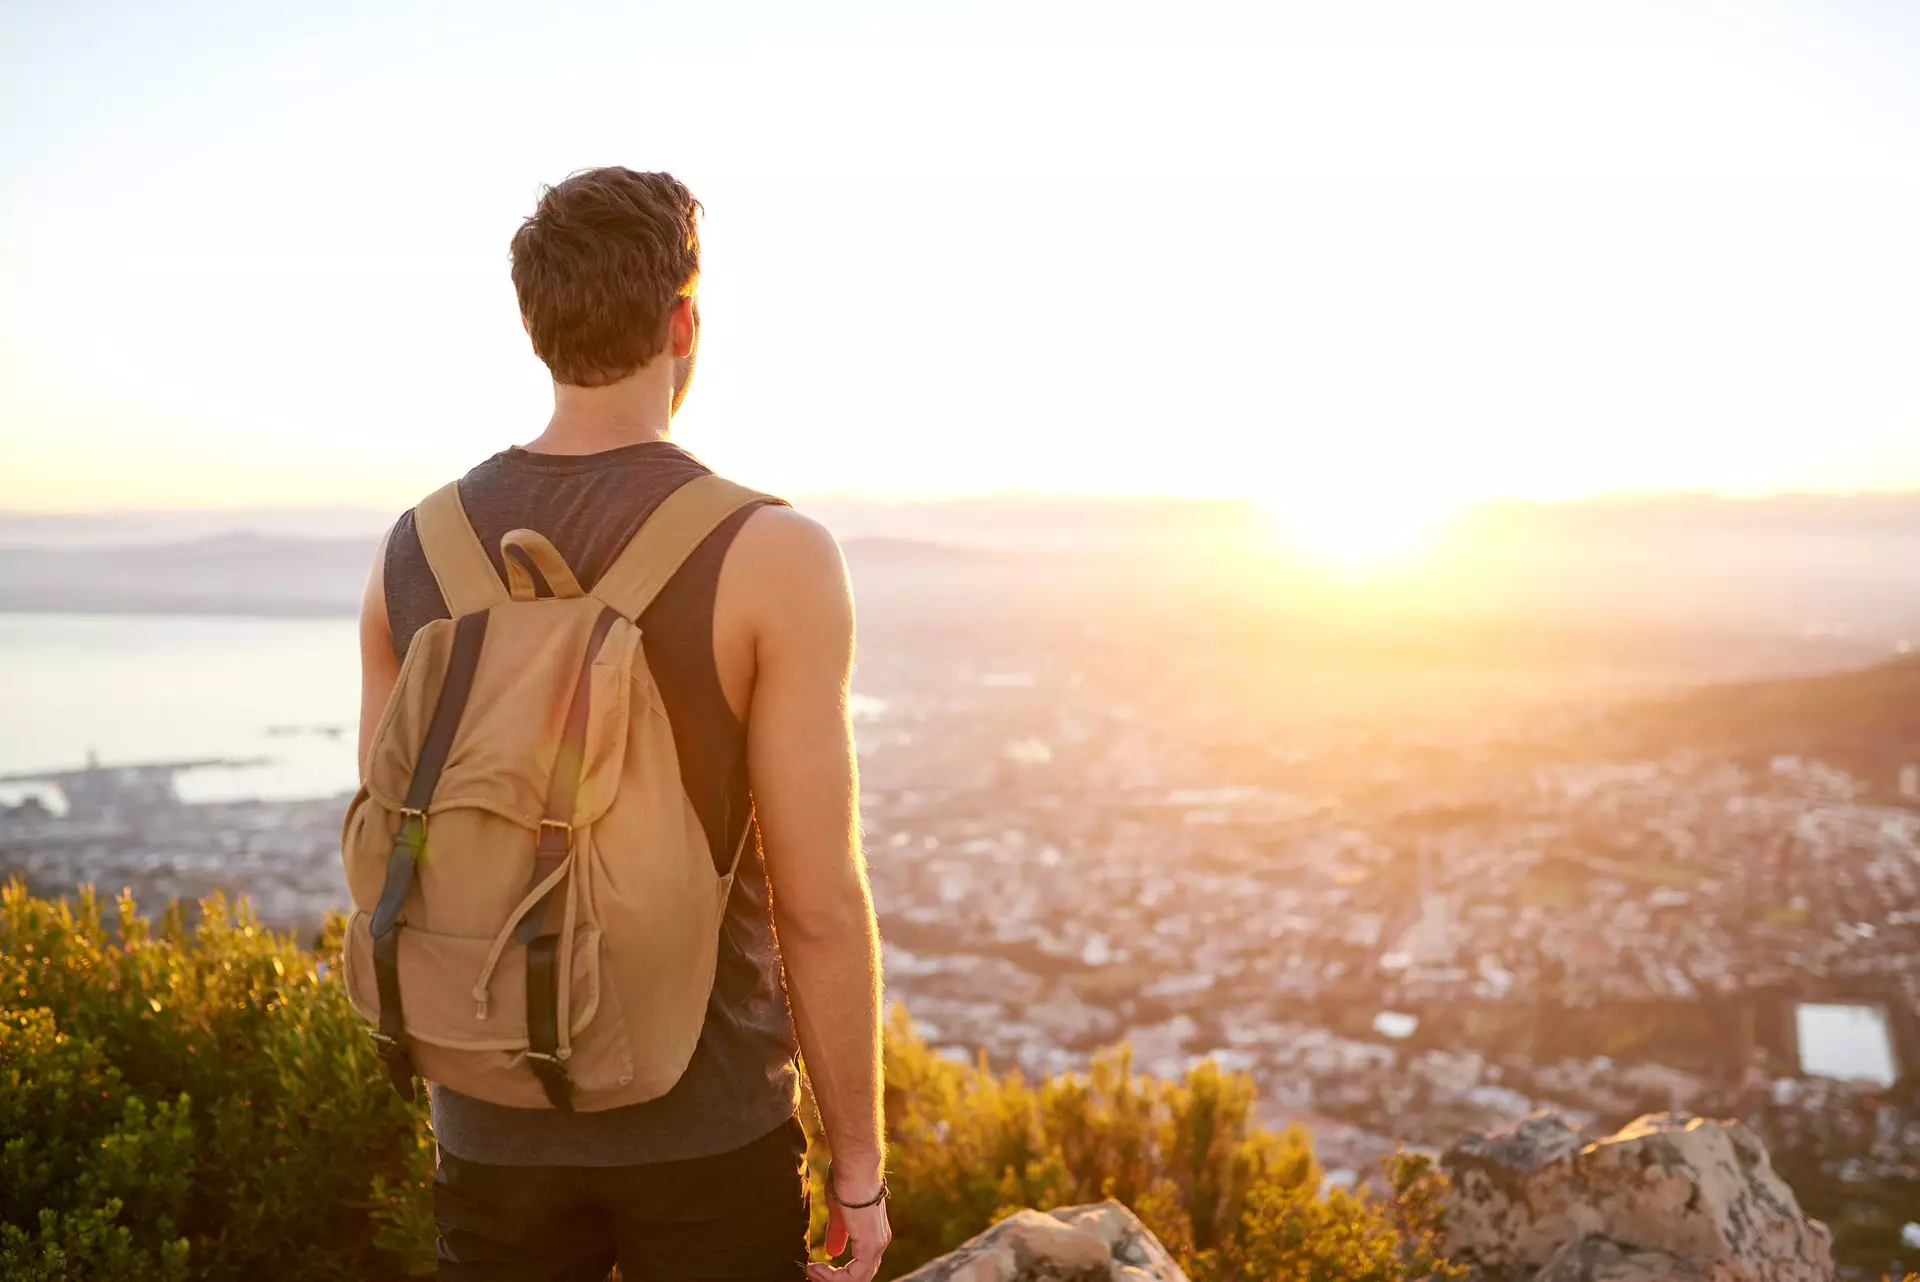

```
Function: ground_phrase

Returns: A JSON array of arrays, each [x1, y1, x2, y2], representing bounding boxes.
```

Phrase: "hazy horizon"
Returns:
[[16, 479, 1920, 512], [14, 479, 1920, 529]]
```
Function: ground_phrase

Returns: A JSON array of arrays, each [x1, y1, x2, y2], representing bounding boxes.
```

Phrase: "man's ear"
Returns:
[[669, 296, 697, 358]]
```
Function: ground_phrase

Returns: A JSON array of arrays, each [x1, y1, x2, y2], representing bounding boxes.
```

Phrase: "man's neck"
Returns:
[[522, 367, 674, 456]]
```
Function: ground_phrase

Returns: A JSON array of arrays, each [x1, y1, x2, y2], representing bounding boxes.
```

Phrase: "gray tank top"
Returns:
[[383, 440, 799, 1166]]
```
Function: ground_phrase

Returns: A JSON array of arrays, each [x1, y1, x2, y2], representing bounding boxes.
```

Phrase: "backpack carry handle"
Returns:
[[500, 530, 585, 601]]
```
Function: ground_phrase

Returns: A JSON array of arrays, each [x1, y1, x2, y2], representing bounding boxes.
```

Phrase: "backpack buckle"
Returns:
[[396, 807, 428, 852], [525, 1048, 574, 1111], [369, 1030, 417, 1101]]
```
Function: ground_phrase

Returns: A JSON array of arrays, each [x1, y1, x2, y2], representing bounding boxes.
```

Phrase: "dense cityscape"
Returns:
[[3, 552, 1917, 1271]]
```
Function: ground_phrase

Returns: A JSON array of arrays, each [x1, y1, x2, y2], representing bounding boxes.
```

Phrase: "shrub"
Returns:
[[0, 883, 430, 1280], [2, 883, 1458, 1281], [836, 1012, 1460, 1281]]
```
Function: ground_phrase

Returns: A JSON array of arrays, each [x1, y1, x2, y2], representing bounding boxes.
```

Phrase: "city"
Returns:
[[3, 546, 1917, 1269]]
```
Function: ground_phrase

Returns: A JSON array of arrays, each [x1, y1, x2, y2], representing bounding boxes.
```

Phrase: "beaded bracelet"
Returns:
[[826, 1160, 890, 1209]]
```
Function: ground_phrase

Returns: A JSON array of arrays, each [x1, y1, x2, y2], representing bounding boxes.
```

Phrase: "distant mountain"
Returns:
[[1461, 490, 1920, 538], [0, 534, 371, 616], [5, 490, 1920, 640], [0, 531, 983, 617], [14, 489, 1920, 558], [1600, 655, 1920, 796], [0, 508, 395, 548], [839, 535, 987, 563]]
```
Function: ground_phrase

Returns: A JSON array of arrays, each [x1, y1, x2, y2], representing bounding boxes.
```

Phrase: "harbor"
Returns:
[[0, 753, 351, 935]]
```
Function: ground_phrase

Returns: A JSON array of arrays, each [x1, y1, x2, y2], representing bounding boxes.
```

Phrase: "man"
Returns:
[[355, 167, 889, 1282]]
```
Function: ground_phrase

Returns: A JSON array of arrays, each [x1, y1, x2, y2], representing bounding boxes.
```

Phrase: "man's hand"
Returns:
[[809, 1167, 891, 1282]]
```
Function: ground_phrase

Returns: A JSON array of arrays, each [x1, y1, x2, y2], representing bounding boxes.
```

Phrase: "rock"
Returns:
[[1535, 1236, 1714, 1281], [1453, 1110, 1597, 1173], [1445, 1114, 1607, 1272], [1049, 1202, 1188, 1282], [896, 1201, 1189, 1282], [1443, 1111, 1835, 1282]]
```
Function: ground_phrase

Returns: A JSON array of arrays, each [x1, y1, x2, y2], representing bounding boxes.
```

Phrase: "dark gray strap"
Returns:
[[525, 937, 570, 1110], [370, 610, 489, 1101]]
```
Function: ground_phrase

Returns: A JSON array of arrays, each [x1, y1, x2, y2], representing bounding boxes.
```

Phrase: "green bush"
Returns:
[[0, 883, 430, 1280], [846, 1012, 1459, 1281], [2, 882, 1457, 1281]]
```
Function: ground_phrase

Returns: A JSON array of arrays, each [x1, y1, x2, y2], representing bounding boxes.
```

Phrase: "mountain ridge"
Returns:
[[1597, 655, 1920, 797]]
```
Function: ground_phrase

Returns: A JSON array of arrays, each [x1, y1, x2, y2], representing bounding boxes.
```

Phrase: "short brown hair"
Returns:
[[509, 168, 702, 387]]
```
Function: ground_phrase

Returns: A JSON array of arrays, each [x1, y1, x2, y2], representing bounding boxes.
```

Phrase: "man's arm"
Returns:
[[357, 528, 400, 772], [734, 508, 888, 1281]]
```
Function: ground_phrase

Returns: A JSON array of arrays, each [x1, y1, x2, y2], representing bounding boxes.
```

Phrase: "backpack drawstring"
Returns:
[[471, 853, 573, 1019]]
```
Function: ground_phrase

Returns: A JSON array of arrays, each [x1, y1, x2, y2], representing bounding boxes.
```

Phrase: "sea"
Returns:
[[0, 613, 362, 805]]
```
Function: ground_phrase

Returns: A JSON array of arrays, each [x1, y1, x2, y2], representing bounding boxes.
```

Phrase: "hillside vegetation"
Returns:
[[1599, 654, 1920, 797], [0, 882, 1456, 1281]]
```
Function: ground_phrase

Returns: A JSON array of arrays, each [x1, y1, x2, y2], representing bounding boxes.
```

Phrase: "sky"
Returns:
[[2, 0, 1918, 521]]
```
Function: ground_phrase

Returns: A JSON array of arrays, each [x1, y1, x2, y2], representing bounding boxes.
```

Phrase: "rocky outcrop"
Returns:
[[895, 1201, 1187, 1282], [1443, 1111, 1835, 1282], [897, 1113, 1830, 1282], [1532, 1236, 1713, 1281]]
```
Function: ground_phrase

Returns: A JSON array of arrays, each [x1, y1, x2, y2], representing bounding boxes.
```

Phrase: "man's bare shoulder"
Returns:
[[725, 504, 853, 617]]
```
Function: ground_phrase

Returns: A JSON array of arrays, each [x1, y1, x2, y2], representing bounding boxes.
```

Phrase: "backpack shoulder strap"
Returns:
[[415, 481, 510, 617], [592, 475, 781, 620]]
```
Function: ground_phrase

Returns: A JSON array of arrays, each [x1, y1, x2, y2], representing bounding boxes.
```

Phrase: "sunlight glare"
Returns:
[[1265, 487, 1459, 573]]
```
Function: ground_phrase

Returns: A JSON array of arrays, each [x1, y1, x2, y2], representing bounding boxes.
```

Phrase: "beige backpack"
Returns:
[[341, 473, 773, 1111]]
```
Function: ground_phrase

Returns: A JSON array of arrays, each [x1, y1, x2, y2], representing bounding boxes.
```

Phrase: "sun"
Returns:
[[1263, 488, 1458, 573]]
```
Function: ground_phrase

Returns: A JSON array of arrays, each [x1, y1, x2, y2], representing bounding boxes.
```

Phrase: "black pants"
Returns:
[[433, 1117, 811, 1282]]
